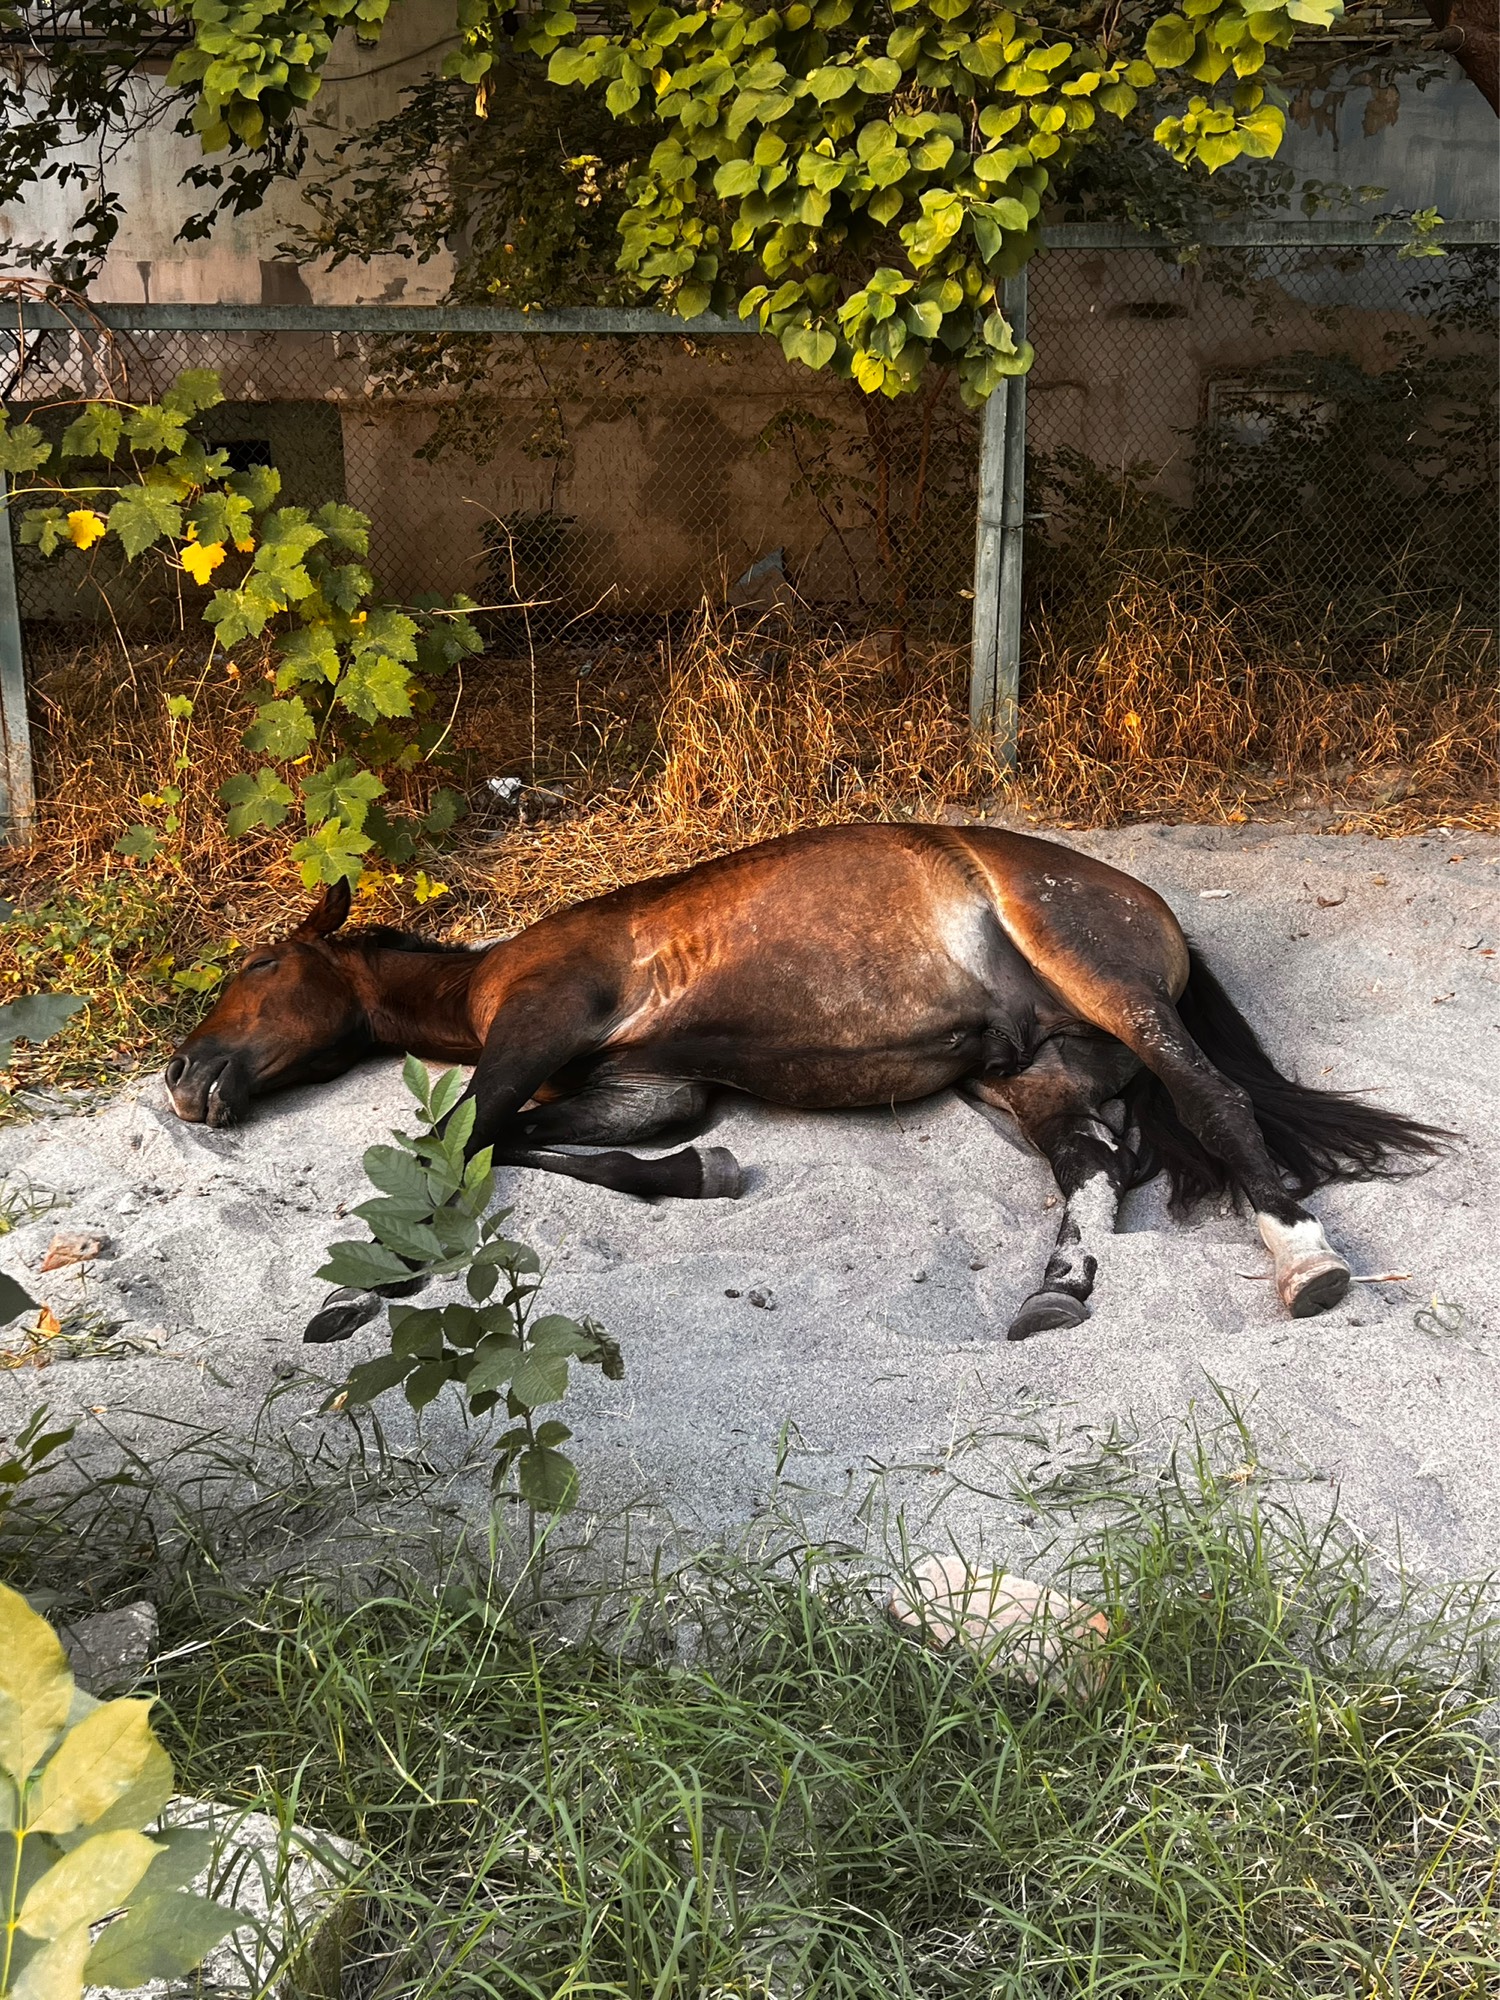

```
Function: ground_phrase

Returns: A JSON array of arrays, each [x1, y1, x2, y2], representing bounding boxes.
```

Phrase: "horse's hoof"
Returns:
[[1006, 1290, 1090, 1342], [697, 1146, 744, 1200], [1281, 1254, 1351, 1319], [304, 1288, 384, 1344]]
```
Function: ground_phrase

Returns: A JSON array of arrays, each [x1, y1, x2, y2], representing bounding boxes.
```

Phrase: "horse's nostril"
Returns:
[[165, 1056, 187, 1089]]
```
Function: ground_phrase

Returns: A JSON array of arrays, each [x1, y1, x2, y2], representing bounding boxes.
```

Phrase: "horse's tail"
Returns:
[[1120, 945, 1450, 1212]]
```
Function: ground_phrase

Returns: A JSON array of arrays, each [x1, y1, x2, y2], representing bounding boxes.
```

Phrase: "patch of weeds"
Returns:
[[0, 872, 233, 1101], [0, 1173, 66, 1234], [1, 1405, 1495, 1997]]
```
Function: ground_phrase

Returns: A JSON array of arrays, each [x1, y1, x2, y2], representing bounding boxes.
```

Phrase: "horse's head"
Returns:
[[165, 880, 371, 1127]]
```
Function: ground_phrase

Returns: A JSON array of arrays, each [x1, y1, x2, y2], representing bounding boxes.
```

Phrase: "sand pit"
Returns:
[[2, 823, 1496, 1580]]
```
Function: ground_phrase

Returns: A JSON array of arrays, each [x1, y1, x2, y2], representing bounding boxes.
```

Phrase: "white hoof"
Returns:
[[1257, 1214, 1352, 1319]]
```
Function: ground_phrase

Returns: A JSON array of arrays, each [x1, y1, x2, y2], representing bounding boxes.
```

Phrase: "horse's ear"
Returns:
[[292, 877, 352, 939]]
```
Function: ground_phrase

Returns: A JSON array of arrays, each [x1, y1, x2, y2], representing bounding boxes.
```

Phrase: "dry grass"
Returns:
[[0, 571, 1493, 1091], [1018, 565, 1498, 833]]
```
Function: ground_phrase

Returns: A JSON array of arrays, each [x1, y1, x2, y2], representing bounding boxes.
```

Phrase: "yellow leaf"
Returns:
[[0, 1581, 74, 1787], [19, 1828, 161, 1938], [413, 872, 449, 904], [8, 1922, 92, 1999], [36, 1307, 62, 1337], [28, 1697, 172, 1836], [180, 540, 226, 586], [66, 510, 107, 551], [234, 535, 255, 553]]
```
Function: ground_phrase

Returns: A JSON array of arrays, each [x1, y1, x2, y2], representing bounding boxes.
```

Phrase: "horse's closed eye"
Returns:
[[243, 956, 278, 974]]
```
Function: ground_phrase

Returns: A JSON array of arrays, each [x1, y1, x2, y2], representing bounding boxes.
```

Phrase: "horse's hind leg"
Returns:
[[1094, 993, 1350, 1317], [965, 1037, 1140, 1342]]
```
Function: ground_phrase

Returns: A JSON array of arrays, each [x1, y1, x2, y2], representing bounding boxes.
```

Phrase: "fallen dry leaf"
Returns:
[[36, 1307, 62, 1337], [39, 1232, 107, 1273]]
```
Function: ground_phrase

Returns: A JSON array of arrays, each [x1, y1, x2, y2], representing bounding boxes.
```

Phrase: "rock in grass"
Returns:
[[59, 1599, 158, 1692], [85, 1800, 363, 2000], [888, 1556, 1110, 1701]]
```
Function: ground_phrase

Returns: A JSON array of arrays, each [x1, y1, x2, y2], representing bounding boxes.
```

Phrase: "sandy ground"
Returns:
[[2, 823, 1497, 1585]]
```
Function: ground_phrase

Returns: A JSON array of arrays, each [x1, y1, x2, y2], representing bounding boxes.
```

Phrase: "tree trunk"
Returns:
[[1422, 0, 1498, 114]]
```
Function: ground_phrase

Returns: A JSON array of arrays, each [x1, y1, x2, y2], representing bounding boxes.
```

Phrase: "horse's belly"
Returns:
[[643, 1032, 985, 1109]]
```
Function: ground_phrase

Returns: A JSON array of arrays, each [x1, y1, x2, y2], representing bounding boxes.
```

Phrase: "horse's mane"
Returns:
[[335, 926, 481, 957]]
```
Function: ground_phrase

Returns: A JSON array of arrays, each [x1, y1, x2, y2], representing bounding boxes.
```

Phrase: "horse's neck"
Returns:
[[357, 947, 487, 1062]]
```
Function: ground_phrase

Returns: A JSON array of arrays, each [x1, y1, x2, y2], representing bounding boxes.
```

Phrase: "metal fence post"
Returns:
[[0, 475, 35, 845], [969, 268, 1027, 766]]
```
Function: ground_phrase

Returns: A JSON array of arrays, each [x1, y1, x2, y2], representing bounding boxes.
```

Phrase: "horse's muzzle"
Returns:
[[165, 1049, 250, 1128]]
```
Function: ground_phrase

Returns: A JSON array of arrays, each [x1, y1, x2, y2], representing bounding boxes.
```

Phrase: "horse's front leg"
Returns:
[[965, 1039, 1141, 1342], [305, 983, 614, 1343]]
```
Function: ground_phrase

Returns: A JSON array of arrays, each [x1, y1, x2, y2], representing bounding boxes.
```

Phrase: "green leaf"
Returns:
[[714, 158, 760, 197], [113, 824, 163, 862], [242, 696, 316, 761], [517, 1444, 579, 1513], [106, 488, 182, 560], [341, 1353, 416, 1404], [508, 1347, 570, 1409], [188, 489, 253, 549], [18, 508, 69, 557], [0, 1271, 38, 1324], [338, 651, 414, 723], [857, 56, 902, 91], [467, 1334, 522, 1395], [808, 64, 856, 101], [363, 1143, 431, 1203], [220, 769, 294, 837], [123, 405, 190, 456], [160, 368, 225, 418], [429, 1069, 467, 1123], [404, 1357, 452, 1409], [227, 462, 280, 512], [421, 787, 466, 837], [83, 1889, 237, 1987], [312, 501, 371, 554], [528, 1314, 596, 1357], [1146, 13, 1198, 66], [0, 421, 52, 475], [302, 760, 385, 832], [59, 404, 124, 461], [0, 992, 86, 1057], [315, 1240, 412, 1290]]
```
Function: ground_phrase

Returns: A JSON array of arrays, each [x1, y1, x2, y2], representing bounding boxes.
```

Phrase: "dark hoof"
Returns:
[[304, 1288, 384, 1345], [697, 1146, 744, 1200], [1006, 1290, 1091, 1342], [1285, 1259, 1351, 1319]]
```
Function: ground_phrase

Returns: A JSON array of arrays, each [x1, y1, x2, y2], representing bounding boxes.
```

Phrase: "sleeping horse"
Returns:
[[163, 823, 1442, 1344]]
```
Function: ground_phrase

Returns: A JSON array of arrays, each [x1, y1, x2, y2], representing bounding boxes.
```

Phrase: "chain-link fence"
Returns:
[[1025, 234, 1498, 666], [1, 315, 981, 646], [2, 221, 1495, 679]]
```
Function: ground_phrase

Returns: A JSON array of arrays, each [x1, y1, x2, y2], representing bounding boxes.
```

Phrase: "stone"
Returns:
[[59, 1600, 158, 1693], [888, 1557, 1110, 1701], [85, 1799, 363, 2000]]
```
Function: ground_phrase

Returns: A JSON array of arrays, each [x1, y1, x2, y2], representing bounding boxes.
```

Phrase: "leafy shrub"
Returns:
[[0, 370, 480, 886], [0, 1580, 234, 1998], [322, 1060, 622, 1515]]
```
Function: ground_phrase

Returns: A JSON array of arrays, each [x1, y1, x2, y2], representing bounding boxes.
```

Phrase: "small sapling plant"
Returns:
[[320, 1059, 622, 1515]]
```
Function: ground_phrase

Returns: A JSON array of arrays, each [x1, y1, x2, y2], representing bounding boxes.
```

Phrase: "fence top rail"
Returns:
[[1, 218, 1493, 337], [1045, 217, 1498, 251]]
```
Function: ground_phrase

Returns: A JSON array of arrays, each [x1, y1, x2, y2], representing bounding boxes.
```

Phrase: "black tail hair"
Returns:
[[1120, 945, 1450, 1212]]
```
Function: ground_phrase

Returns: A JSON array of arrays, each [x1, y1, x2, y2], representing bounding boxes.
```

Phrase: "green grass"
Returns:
[[6, 1407, 1498, 1998]]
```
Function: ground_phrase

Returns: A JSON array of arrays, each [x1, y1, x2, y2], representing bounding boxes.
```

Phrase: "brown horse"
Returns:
[[165, 823, 1441, 1343]]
